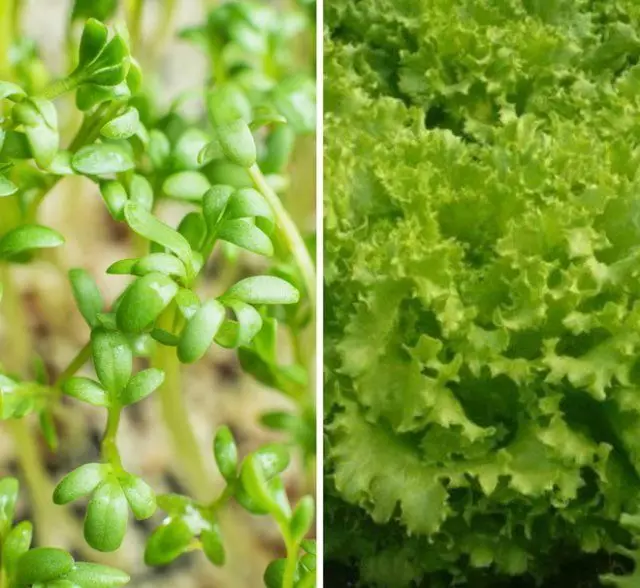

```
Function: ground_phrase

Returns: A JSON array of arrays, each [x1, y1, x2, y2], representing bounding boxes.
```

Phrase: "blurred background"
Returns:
[[0, 0, 316, 586]]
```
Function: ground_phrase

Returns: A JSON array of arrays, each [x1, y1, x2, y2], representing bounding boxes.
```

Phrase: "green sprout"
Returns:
[[0, 1, 315, 586]]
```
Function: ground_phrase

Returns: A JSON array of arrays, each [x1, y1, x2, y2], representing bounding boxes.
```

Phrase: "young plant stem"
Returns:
[[248, 164, 315, 308], [275, 518, 298, 588], [0, 0, 15, 78], [127, 0, 145, 57], [41, 74, 80, 101], [149, 0, 177, 64], [101, 405, 123, 471], [1, 267, 63, 546], [152, 305, 212, 502], [7, 419, 58, 546], [54, 342, 91, 386]]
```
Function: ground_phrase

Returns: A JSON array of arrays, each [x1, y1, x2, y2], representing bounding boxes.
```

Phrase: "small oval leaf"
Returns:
[[53, 463, 109, 505], [72, 143, 134, 175], [0, 225, 64, 259], [84, 479, 128, 552], [116, 273, 178, 333], [223, 276, 299, 305], [177, 299, 225, 363], [16, 547, 74, 585]]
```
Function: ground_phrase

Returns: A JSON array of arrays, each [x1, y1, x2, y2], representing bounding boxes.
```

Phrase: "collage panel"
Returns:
[[0, 1, 316, 587], [324, 1, 640, 587]]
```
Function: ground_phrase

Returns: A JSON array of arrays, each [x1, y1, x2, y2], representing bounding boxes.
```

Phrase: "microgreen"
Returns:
[[1, 2, 315, 587]]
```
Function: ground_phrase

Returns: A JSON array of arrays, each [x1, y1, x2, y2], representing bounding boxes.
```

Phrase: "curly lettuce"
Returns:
[[324, 1, 640, 585]]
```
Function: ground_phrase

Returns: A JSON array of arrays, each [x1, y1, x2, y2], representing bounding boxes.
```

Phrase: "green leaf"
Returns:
[[99, 180, 128, 221], [177, 299, 225, 363], [12, 99, 59, 168], [120, 368, 164, 405], [261, 125, 295, 174], [133, 253, 187, 281], [16, 548, 74, 584], [214, 300, 262, 348], [201, 524, 225, 566], [84, 479, 128, 552], [151, 328, 179, 346], [100, 107, 140, 139], [0, 477, 18, 536], [197, 137, 224, 165], [116, 272, 178, 333], [144, 518, 194, 566], [226, 188, 274, 226], [163, 171, 210, 202], [254, 444, 290, 479], [264, 559, 287, 588], [118, 473, 156, 520], [72, 144, 135, 175], [60, 562, 130, 588], [249, 105, 287, 130], [2, 521, 32, 580], [0, 81, 25, 101], [213, 426, 238, 482], [0, 224, 64, 259], [0, 174, 17, 197], [202, 185, 234, 233], [62, 377, 109, 407], [91, 328, 133, 394], [290, 496, 314, 543], [107, 260, 138, 278], [178, 212, 207, 251], [69, 268, 104, 328], [77, 18, 108, 68], [214, 119, 256, 168], [218, 219, 273, 256], [76, 81, 130, 111], [148, 130, 170, 169], [223, 276, 299, 305], [124, 203, 193, 269], [53, 463, 109, 505], [46, 150, 74, 175], [174, 288, 200, 321], [272, 75, 316, 134], [81, 35, 130, 86], [127, 174, 153, 211], [173, 128, 211, 169], [239, 454, 276, 514]]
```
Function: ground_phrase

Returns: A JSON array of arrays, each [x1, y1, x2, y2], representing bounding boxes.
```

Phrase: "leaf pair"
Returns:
[[12, 97, 59, 168], [205, 84, 256, 168], [202, 184, 275, 257], [62, 329, 163, 407], [53, 464, 156, 552], [1, 477, 129, 585], [100, 175, 153, 221], [73, 19, 130, 88], [144, 495, 224, 568], [264, 540, 317, 588]]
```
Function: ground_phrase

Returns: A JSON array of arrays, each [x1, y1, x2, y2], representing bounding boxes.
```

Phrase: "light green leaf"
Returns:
[[72, 144, 134, 175], [0, 225, 64, 259]]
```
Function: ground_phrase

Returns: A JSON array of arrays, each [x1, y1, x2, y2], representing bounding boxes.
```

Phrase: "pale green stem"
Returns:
[[7, 420, 58, 546], [0, 0, 15, 78], [40, 74, 80, 101], [101, 405, 124, 472], [55, 342, 91, 386], [127, 0, 145, 57], [274, 515, 299, 588], [149, 0, 177, 63], [152, 306, 212, 502], [248, 164, 315, 309]]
